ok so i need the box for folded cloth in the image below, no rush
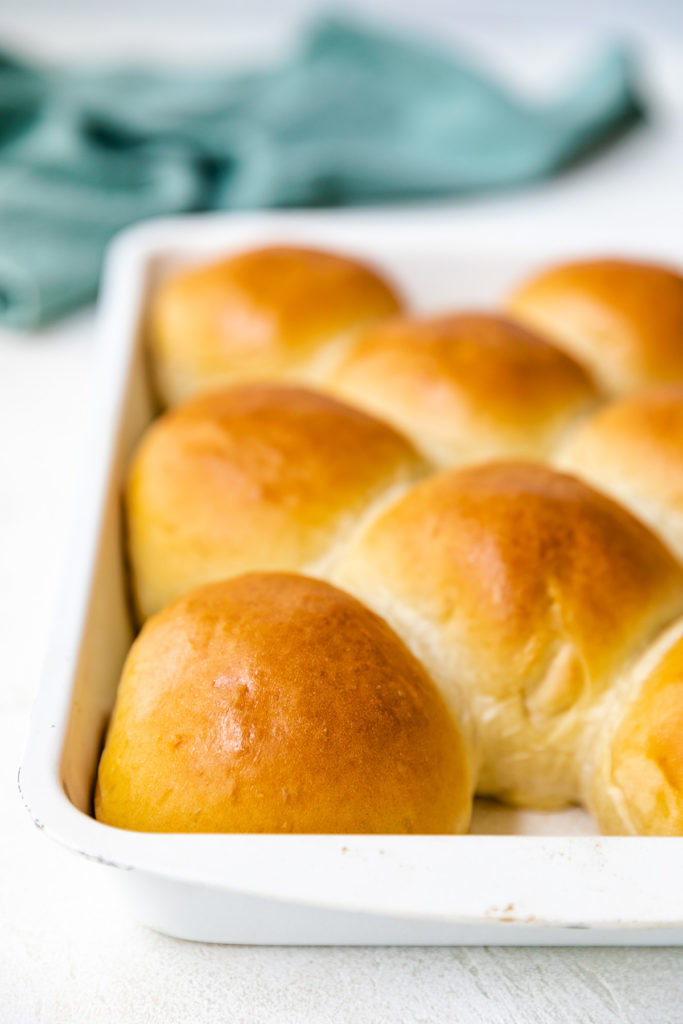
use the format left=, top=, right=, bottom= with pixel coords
left=0, top=17, right=643, bottom=328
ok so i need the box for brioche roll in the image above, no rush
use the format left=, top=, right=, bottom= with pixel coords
left=327, top=312, right=599, bottom=466
left=557, top=385, right=683, bottom=563
left=126, top=384, right=426, bottom=621
left=507, top=258, right=683, bottom=394
left=589, top=621, right=683, bottom=836
left=333, top=461, right=683, bottom=807
left=150, top=245, right=403, bottom=406
left=95, top=573, right=471, bottom=834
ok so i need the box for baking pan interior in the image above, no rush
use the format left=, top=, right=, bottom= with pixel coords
left=58, top=237, right=598, bottom=838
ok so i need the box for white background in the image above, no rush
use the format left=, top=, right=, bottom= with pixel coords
left=1, top=2, right=683, bottom=1021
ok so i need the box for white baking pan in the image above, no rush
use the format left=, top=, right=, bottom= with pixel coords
left=19, top=210, right=683, bottom=945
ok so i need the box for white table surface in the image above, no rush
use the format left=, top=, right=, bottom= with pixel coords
left=2, top=6, right=683, bottom=1022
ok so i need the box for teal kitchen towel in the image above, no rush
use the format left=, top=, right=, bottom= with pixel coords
left=0, top=16, right=643, bottom=328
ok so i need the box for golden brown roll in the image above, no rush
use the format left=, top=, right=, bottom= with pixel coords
left=507, top=257, right=683, bottom=394
left=126, top=383, right=426, bottom=621
left=326, top=312, right=599, bottom=466
left=95, top=573, right=471, bottom=834
left=333, top=461, right=683, bottom=808
left=150, top=245, right=404, bottom=406
left=557, top=385, right=683, bottom=563
left=588, top=621, right=683, bottom=836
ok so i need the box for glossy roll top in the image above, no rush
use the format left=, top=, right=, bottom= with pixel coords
left=327, top=312, right=599, bottom=466
left=126, top=383, right=426, bottom=620
left=507, top=257, right=683, bottom=394
left=95, top=573, right=472, bottom=835
left=150, top=245, right=403, bottom=406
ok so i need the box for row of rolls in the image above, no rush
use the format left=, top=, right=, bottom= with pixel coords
left=96, top=245, right=683, bottom=837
